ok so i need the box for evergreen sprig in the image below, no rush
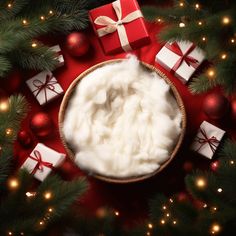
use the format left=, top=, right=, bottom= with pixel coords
left=143, top=0, right=236, bottom=94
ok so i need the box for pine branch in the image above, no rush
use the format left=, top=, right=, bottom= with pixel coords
left=189, top=75, right=216, bottom=94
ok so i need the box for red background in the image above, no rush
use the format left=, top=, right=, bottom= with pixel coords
left=2, top=8, right=235, bottom=227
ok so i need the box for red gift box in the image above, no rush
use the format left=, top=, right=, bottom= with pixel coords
left=89, top=0, right=150, bottom=54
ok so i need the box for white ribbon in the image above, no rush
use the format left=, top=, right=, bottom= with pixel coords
left=94, top=0, right=143, bottom=52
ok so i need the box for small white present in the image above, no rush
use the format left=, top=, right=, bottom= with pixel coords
left=50, top=45, right=64, bottom=68
left=26, top=71, right=64, bottom=105
left=21, top=143, right=66, bottom=182
left=155, top=41, right=205, bottom=83
left=191, top=121, right=225, bottom=159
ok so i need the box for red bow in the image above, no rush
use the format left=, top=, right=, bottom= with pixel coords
left=165, top=42, right=199, bottom=73
left=32, top=74, right=60, bottom=103
left=196, top=128, right=220, bottom=154
left=29, top=150, right=53, bottom=175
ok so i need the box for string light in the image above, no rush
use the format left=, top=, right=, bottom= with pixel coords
left=7, top=3, right=12, bottom=8
left=198, top=21, right=203, bottom=26
left=22, top=19, right=27, bottom=25
left=0, top=100, right=9, bottom=112
left=222, top=16, right=230, bottom=25
left=212, top=207, right=217, bottom=211
left=8, top=178, right=19, bottom=189
left=217, top=188, right=223, bottom=193
left=166, top=213, right=170, bottom=217
left=31, top=42, right=37, bottom=48
left=160, top=219, right=165, bottom=225
left=162, top=205, right=167, bottom=210
left=114, top=211, right=119, bottom=216
left=179, top=22, right=186, bottom=28
left=146, top=232, right=150, bottom=236
left=40, top=16, right=45, bottom=20
left=207, top=68, right=216, bottom=79
left=5, top=128, right=13, bottom=136
left=195, top=3, right=200, bottom=9
left=48, top=208, right=53, bottom=212
left=157, top=18, right=162, bottom=23
left=179, top=2, right=184, bottom=7
left=203, top=203, right=208, bottom=208
left=169, top=198, right=174, bottom=203
left=148, top=223, right=153, bottom=229
left=44, top=191, right=52, bottom=200
left=202, top=36, right=207, bottom=41
left=20, top=233, right=24, bottom=235
left=39, top=221, right=44, bottom=226
left=26, top=192, right=36, bottom=197
left=8, top=232, right=12, bottom=235
left=220, top=53, right=227, bottom=60
left=230, top=160, right=235, bottom=165
left=173, top=220, right=177, bottom=225
left=211, top=223, right=221, bottom=234
left=49, top=10, right=53, bottom=15
left=196, top=177, right=207, bottom=188
left=230, top=38, right=235, bottom=43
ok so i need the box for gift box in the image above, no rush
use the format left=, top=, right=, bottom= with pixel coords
left=89, top=0, right=150, bottom=54
left=155, top=41, right=205, bottom=83
left=26, top=71, right=64, bottom=106
left=191, top=121, right=225, bottom=159
left=50, top=45, right=64, bottom=68
left=21, top=143, right=66, bottom=182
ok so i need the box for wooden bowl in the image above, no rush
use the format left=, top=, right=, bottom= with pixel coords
left=59, top=59, right=186, bottom=184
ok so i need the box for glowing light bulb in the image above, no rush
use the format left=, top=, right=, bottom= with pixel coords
left=173, top=220, right=177, bottom=225
left=162, top=205, right=167, bottom=210
left=198, top=21, right=202, bottom=26
left=211, top=223, right=221, bottom=234
left=207, top=68, right=216, bottom=78
left=179, top=2, right=184, bottom=7
left=44, top=191, right=52, bottom=200
left=39, top=221, right=44, bottom=225
left=160, top=219, right=165, bottom=225
left=157, top=18, right=162, bottom=23
left=146, top=232, right=150, bottom=236
left=148, top=223, right=153, bottom=229
left=203, top=203, right=208, bottom=208
left=166, top=213, right=170, bottom=217
left=202, top=37, right=206, bottom=41
left=222, top=16, right=230, bottom=25
left=195, top=3, right=200, bottom=9
left=179, top=22, right=186, bottom=28
left=115, top=211, right=119, bottom=216
left=22, top=19, right=27, bottom=25
left=49, top=10, right=53, bottom=15
left=213, top=207, right=217, bottom=211
left=221, top=53, right=227, bottom=59
left=230, top=160, right=235, bottom=165
left=196, top=177, right=207, bottom=188
left=217, top=188, right=223, bottom=193
left=231, top=38, right=235, bottom=43
left=40, top=16, right=45, bottom=20
left=5, top=128, right=13, bottom=136
left=31, top=43, right=37, bottom=48
left=48, top=208, right=53, bottom=212
left=169, top=198, right=174, bottom=203
left=8, top=3, right=12, bottom=8
left=8, top=232, right=12, bottom=235
left=0, top=100, right=9, bottom=112
left=8, top=178, right=19, bottom=189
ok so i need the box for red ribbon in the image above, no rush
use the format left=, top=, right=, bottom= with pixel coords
left=32, top=74, right=60, bottom=103
left=196, top=128, right=220, bottom=154
left=29, top=150, right=53, bottom=175
left=165, top=42, right=199, bottom=73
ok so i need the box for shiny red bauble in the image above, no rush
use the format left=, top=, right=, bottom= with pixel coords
left=30, top=112, right=53, bottom=138
left=210, top=161, right=219, bottom=172
left=17, top=130, right=33, bottom=148
left=66, top=32, right=90, bottom=57
left=203, top=93, right=229, bottom=120
left=231, top=98, right=236, bottom=121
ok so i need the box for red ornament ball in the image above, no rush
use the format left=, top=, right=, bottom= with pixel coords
left=66, top=32, right=90, bottom=57
left=17, top=130, right=33, bottom=148
left=30, top=112, right=53, bottom=138
left=203, top=93, right=229, bottom=120
left=210, top=161, right=219, bottom=172
left=231, top=98, right=236, bottom=121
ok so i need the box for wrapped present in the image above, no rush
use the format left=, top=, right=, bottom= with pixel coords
left=50, top=45, right=64, bottom=68
left=26, top=71, right=64, bottom=105
left=21, top=143, right=66, bottom=181
left=155, top=41, right=205, bottom=83
left=191, top=121, right=225, bottom=159
left=89, top=0, right=150, bottom=54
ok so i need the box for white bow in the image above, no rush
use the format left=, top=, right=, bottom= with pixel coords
left=94, top=0, right=143, bottom=52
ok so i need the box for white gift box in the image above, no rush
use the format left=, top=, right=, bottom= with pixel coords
left=26, top=71, right=64, bottom=105
left=50, top=45, right=64, bottom=68
left=191, top=121, right=225, bottom=159
left=21, top=143, right=66, bottom=182
left=155, top=41, right=205, bottom=83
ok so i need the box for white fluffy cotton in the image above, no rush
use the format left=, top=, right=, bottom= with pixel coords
left=63, top=56, right=182, bottom=178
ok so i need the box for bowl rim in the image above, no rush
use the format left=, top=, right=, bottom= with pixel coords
left=58, top=59, right=187, bottom=184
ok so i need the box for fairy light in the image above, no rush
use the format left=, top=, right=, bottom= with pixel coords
left=22, top=19, right=27, bottom=25
left=207, top=68, right=216, bottom=79
left=179, top=2, right=184, bottom=7
left=146, top=232, right=150, bottom=236
left=8, top=178, right=19, bottom=189
left=196, top=177, right=207, bottom=188
left=8, top=232, right=12, bottom=235
left=48, top=208, right=53, bottom=212
left=173, top=220, right=177, bottom=225
left=203, top=203, right=208, bottom=208
left=195, top=3, right=200, bottom=9
left=162, top=205, right=167, bottom=210
left=166, top=213, right=170, bottom=217
left=221, top=53, right=227, bottom=60
left=39, top=221, right=44, bottom=226
left=230, top=160, right=235, bottom=165
left=179, top=22, right=186, bottom=28
left=5, top=128, right=13, bottom=136
left=26, top=192, right=36, bottom=197
left=217, top=188, right=223, bottom=193
left=148, top=223, right=153, bottom=229
left=230, top=38, right=235, bottom=43
left=44, top=191, right=52, bottom=200
left=31, top=42, right=37, bottom=48
left=40, top=16, right=45, bottom=20
left=198, top=21, right=203, bottom=26
left=49, top=10, right=53, bottom=15
left=157, top=18, right=162, bottom=23
left=211, top=223, right=221, bottom=234
left=202, top=36, right=206, bottom=41
left=222, top=16, right=230, bottom=25
left=0, top=100, right=9, bottom=112
left=20, top=233, right=24, bottom=235
left=7, top=3, right=12, bottom=8
left=169, top=198, right=174, bottom=203
left=114, top=211, right=119, bottom=216
left=160, top=219, right=165, bottom=225
left=213, top=207, right=217, bottom=211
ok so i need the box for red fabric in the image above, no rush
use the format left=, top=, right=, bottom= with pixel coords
left=7, top=21, right=235, bottom=225
left=89, top=0, right=150, bottom=54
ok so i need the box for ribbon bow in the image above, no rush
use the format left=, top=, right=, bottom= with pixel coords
left=165, top=42, right=199, bottom=73
left=29, top=150, right=53, bottom=175
left=196, top=128, right=220, bottom=154
left=32, top=73, right=60, bottom=103
left=94, top=0, right=143, bottom=52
